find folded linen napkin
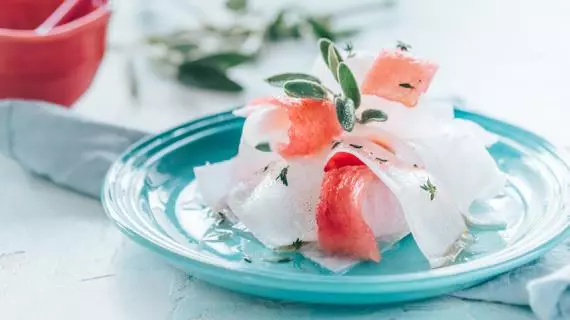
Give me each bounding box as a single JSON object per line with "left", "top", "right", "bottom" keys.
{"left": 0, "top": 99, "right": 568, "bottom": 320}
{"left": 0, "top": 100, "right": 146, "bottom": 197}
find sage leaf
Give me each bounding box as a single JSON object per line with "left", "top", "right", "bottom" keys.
{"left": 226, "top": 0, "right": 247, "bottom": 12}
{"left": 359, "top": 109, "right": 388, "bottom": 123}
{"left": 178, "top": 63, "right": 243, "bottom": 92}
{"left": 191, "top": 52, "right": 252, "bottom": 70}
{"left": 307, "top": 17, "right": 336, "bottom": 41}
{"left": 265, "top": 73, "right": 321, "bottom": 87}
{"left": 267, "top": 10, "right": 301, "bottom": 41}
{"left": 318, "top": 38, "right": 333, "bottom": 65}
{"left": 284, "top": 80, "right": 326, "bottom": 99}
{"left": 335, "top": 96, "right": 356, "bottom": 132}
{"left": 328, "top": 45, "right": 341, "bottom": 81}
{"left": 337, "top": 62, "right": 361, "bottom": 108}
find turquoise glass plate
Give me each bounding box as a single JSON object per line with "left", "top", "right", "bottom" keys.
{"left": 102, "top": 110, "right": 570, "bottom": 304}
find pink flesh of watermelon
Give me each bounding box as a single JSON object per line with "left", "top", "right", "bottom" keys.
{"left": 247, "top": 97, "right": 342, "bottom": 158}
{"left": 361, "top": 50, "right": 438, "bottom": 107}
{"left": 316, "top": 164, "right": 380, "bottom": 262}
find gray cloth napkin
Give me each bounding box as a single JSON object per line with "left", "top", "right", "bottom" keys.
{"left": 0, "top": 100, "right": 146, "bottom": 198}
{"left": 1, "top": 99, "right": 569, "bottom": 319}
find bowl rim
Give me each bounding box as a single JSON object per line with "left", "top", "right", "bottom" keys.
{"left": 0, "top": 3, "right": 111, "bottom": 41}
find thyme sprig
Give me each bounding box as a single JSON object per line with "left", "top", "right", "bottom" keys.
{"left": 420, "top": 178, "right": 437, "bottom": 201}
{"left": 277, "top": 166, "right": 289, "bottom": 186}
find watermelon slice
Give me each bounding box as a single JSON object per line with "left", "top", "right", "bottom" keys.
{"left": 316, "top": 165, "right": 381, "bottom": 262}
{"left": 240, "top": 97, "right": 342, "bottom": 158}
{"left": 279, "top": 98, "right": 341, "bottom": 157}
{"left": 361, "top": 50, "right": 438, "bottom": 107}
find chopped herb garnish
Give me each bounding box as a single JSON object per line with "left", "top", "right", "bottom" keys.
{"left": 277, "top": 166, "right": 289, "bottom": 186}
{"left": 349, "top": 144, "right": 363, "bottom": 149}
{"left": 262, "top": 256, "right": 293, "bottom": 263}
{"left": 399, "top": 82, "right": 415, "bottom": 89}
{"left": 343, "top": 41, "right": 355, "bottom": 58}
{"left": 359, "top": 109, "right": 387, "bottom": 123}
{"left": 396, "top": 41, "right": 412, "bottom": 51}
{"left": 243, "top": 256, "right": 253, "bottom": 263}
{"left": 216, "top": 211, "right": 227, "bottom": 225}
{"left": 420, "top": 178, "right": 437, "bottom": 201}
{"left": 292, "top": 238, "right": 305, "bottom": 250}
{"left": 263, "top": 165, "right": 270, "bottom": 172}
{"left": 331, "top": 141, "right": 342, "bottom": 149}
{"left": 277, "top": 238, "right": 307, "bottom": 251}
{"left": 375, "top": 157, "right": 388, "bottom": 163}
{"left": 413, "top": 164, "right": 419, "bottom": 168}
{"left": 255, "top": 142, "right": 272, "bottom": 152}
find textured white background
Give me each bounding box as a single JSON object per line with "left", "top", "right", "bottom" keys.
{"left": 2, "top": 0, "right": 570, "bottom": 319}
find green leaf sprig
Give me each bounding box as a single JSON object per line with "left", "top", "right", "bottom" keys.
{"left": 265, "top": 38, "right": 388, "bottom": 132}
{"left": 420, "top": 178, "right": 438, "bottom": 201}
{"left": 146, "top": 0, "right": 394, "bottom": 92}
{"left": 277, "top": 166, "right": 289, "bottom": 186}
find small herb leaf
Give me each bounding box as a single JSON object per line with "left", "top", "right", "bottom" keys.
{"left": 283, "top": 80, "right": 327, "bottom": 99}
{"left": 178, "top": 63, "right": 243, "bottom": 92}
{"left": 262, "top": 256, "right": 293, "bottom": 263}
{"left": 255, "top": 142, "right": 271, "bottom": 152}
{"left": 396, "top": 41, "right": 412, "bottom": 51}
{"left": 335, "top": 97, "right": 356, "bottom": 132}
{"left": 349, "top": 144, "right": 362, "bottom": 149}
{"left": 420, "top": 178, "right": 437, "bottom": 201}
{"left": 375, "top": 157, "right": 388, "bottom": 163}
{"left": 277, "top": 166, "right": 289, "bottom": 186}
{"left": 291, "top": 238, "right": 305, "bottom": 250}
{"left": 328, "top": 45, "right": 341, "bottom": 81}
{"left": 318, "top": 38, "right": 333, "bottom": 65}
{"left": 265, "top": 73, "right": 322, "bottom": 87}
{"left": 359, "top": 109, "right": 388, "bottom": 124}
{"left": 331, "top": 141, "right": 341, "bottom": 149}
{"left": 343, "top": 41, "right": 355, "bottom": 58}
{"left": 337, "top": 62, "right": 361, "bottom": 108}
{"left": 399, "top": 82, "right": 415, "bottom": 89}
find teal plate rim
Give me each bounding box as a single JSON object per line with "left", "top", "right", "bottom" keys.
{"left": 102, "top": 109, "right": 570, "bottom": 294}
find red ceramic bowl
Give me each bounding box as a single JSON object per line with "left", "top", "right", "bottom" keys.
{"left": 0, "top": 0, "right": 111, "bottom": 107}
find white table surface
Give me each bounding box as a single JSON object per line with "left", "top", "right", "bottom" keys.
{"left": 2, "top": 0, "right": 570, "bottom": 319}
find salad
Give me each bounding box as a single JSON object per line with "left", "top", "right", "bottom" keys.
{"left": 194, "top": 39, "right": 506, "bottom": 272}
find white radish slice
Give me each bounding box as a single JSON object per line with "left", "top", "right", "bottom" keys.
{"left": 194, "top": 137, "right": 279, "bottom": 210}
{"left": 193, "top": 160, "right": 235, "bottom": 211}
{"left": 241, "top": 105, "right": 290, "bottom": 151}
{"left": 352, "top": 118, "right": 505, "bottom": 215}
{"left": 405, "top": 120, "right": 506, "bottom": 212}
{"left": 360, "top": 176, "right": 410, "bottom": 240}
{"left": 332, "top": 137, "right": 468, "bottom": 267}
{"left": 226, "top": 156, "right": 327, "bottom": 248}
{"left": 357, "top": 96, "right": 451, "bottom": 139}
{"left": 301, "top": 233, "right": 409, "bottom": 274}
